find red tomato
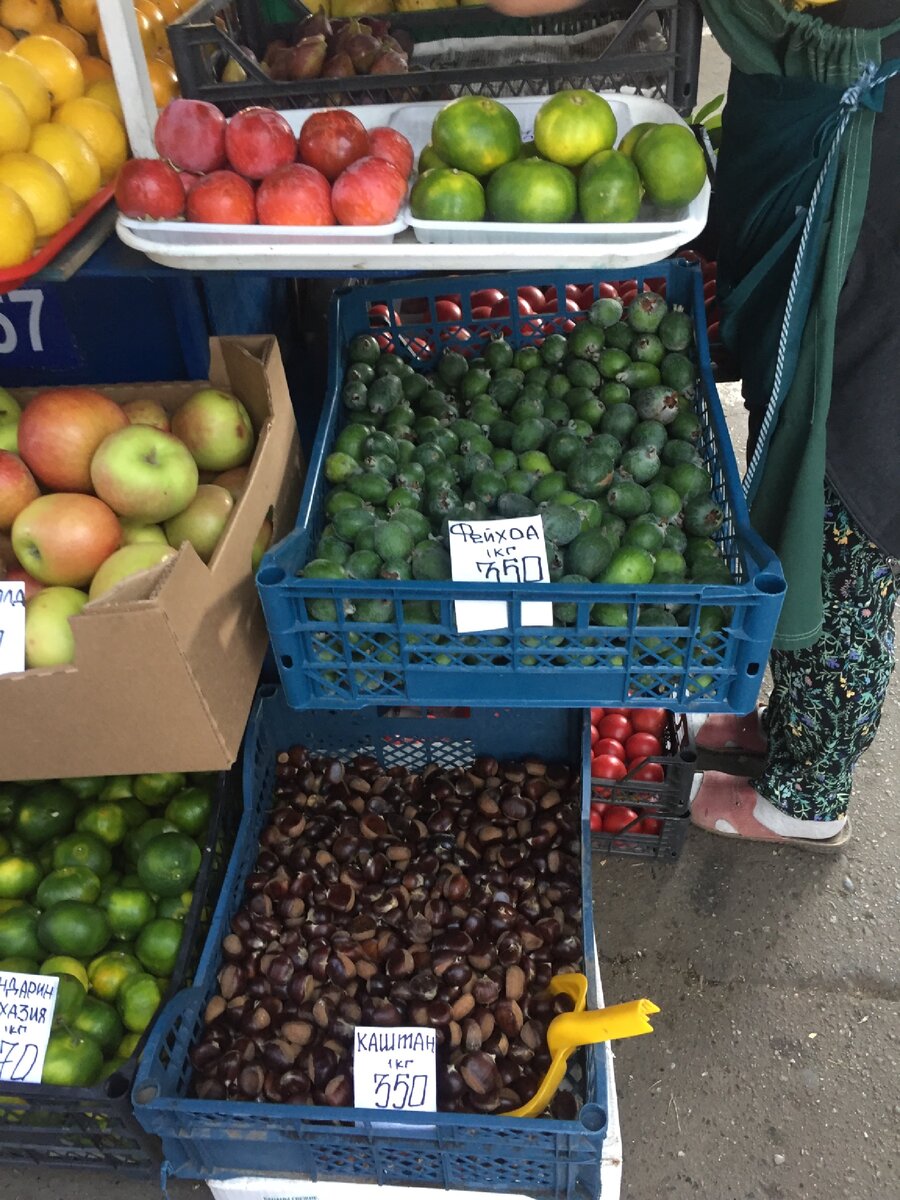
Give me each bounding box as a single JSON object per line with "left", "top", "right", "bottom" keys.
{"left": 631, "top": 708, "right": 667, "bottom": 737}
{"left": 435, "top": 299, "right": 463, "bottom": 322}
{"left": 591, "top": 754, "right": 628, "bottom": 782}
{"left": 628, "top": 761, "right": 665, "bottom": 783}
{"left": 618, "top": 278, "right": 638, "bottom": 295}
{"left": 491, "top": 296, "right": 533, "bottom": 317}
{"left": 590, "top": 724, "right": 600, "bottom": 748}
{"left": 470, "top": 287, "right": 504, "bottom": 309}
{"left": 596, "top": 714, "right": 632, "bottom": 743}
{"left": 597, "top": 282, "right": 619, "bottom": 299}
{"left": 472, "top": 305, "right": 493, "bottom": 320}
{"left": 602, "top": 807, "right": 639, "bottom": 834}
{"left": 620, "top": 290, "right": 637, "bottom": 308}
{"left": 703, "top": 279, "right": 718, "bottom": 301}
{"left": 644, "top": 276, "right": 666, "bottom": 293}
{"left": 677, "top": 249, "right": 701, "bottom": 262}
{"left": 625, "top": 732, "right": 662, "bottom": 761}
{"left": 591, "top": 801, "right": 608, "bottom": 817}
{"left": 594, "top": 738, "right": 626, "bottom": 761}
{"left": 517, "top": 285, "right": 545, "bottom": 311}
{"left": 590, "top": 708, "right": 605, "bottom": 725}
{"left": 707, "top": 321, "right": 720, "bottom": 342}
{"left": 701, "top": 260, "right": 717, "bottom": 281}
{"left": 603, "top": 707, "right": 630, "bottom": 716}
{"left": 589, "top": 809, "right": 603, "bottom": 832}
{"left": 637, "top": 817, "right": 663, "bottom": 835}
{"left": 579, "top": 285, "right": 594, "bottom": 306}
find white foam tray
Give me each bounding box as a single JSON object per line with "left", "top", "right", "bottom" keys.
{"left": 396, "top": 93, "right": 709, "bottom": 246}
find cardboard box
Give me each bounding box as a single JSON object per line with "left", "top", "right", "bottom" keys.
{"left": 0, "top": 337, "right": 303, "bottom": 780}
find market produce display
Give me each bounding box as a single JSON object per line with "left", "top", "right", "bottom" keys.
{"left": 0, "top": 770, "right": 213, "bottom": 1086}
{"left": 0, "top": 382, "right": 267, "bottom": 667}
{"left": 588, "top": 705, "right": 670, "bottom": 833}
{"left": 410, "top": 90, "right": 707, "bottom": 225}
{"left": 189, "top": 742, "right": 585, "bottom": 1114}
{"left": 262, "top": 9, "right": 413, "bottom": 82}
{"left": 118, "top": 98, "right": 414, "bottom": 227}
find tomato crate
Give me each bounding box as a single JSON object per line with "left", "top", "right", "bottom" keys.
{"left": 131, "top": 689, "right": 611, "bottom": 1196}
{"left": 587, "top": 710, "right": 694, "bottom": 861}
{"left": 257, "top": 260, "right": 785, "bottom": 715}
{"left": 168, "top": 0, "right": 701, "bottom": 115}
{"left": 0, "top": 769, "right": 241, "bottom": 1177}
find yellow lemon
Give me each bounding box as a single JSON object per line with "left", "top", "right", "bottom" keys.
{"left": 0, "top": 28, "right": 16, "bottom": 51}
{"left": 0, "top": 151, "right": 70, "bottom": 239}
{"left": 80, "top": 54, "right": 112, "bottom": 85}
{"left": 59, "top": 0, "right": 98, "bottom": 36}
{"left": 0, "top": 181, "right": 36, "bottom": 267}
{"left": 86, "top": 78, "right": 122, "bottom": 121}
{"left": 0, "top": 81, "right": 31, "bottom": 153}
{"left": 0, "top": 52, "right": 51, "bottom": 124}
{"left": 53, "top": 95, "right": 126, "bottom": 183}
{"left": 29, "top": 121, "right": 100, "bottom": 209}
{"left": 12, "top": 34, "right": 84, "bottom": 106}
{"left": 146, "top": 56, "right": 178, "bottom": 108}
{"left": 0, "top": 0, "right": 55, "bottom": 34}
{"left": 32, "top": 21, "right": 88, "bottom": 59}
{"left": 98, "top": 9, "right": 154, "bottom": 61}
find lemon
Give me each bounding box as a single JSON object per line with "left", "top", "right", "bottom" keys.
{"left": 0, "top": 186, "right": 34, "bottom": 266}
{"left": 60, "top": 0, "right": 99, "bottom": 36}
{"left": 54, "top": 96, "right": 126, "bottom": 183}
{"left": 146, "top": 57, "right": 178, "bottom": 109}
{"left": 0, "top": 83, "right": 31, "bottom": 154}
{"left": 86, "top": 79, "right": 122, "bottom": 121}
{"left": 0, "top": 52, "right": 52, "bottom": 125}
{"left": 0, "top": 152, "right": 70, "bottom": 239}
{"left": 32, "top": 21, "right": 89, "bottom": 60}
{"left": 0, "top": 0, "right": 55, "bottom": 34}
{"left": 29, "top": 121, "right": 100, "bottom": 209}
{"left": 80, "top": 55, "right": 112, "bottom": 86}
{"left": 13, "top": 35, "right": 85, "bottom": 107}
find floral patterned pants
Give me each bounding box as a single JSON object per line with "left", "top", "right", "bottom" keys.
{"left": 754, "top": 486, "right": 898, "bottom": 823}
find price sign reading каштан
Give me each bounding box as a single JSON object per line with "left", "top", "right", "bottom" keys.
{"left": 353, "top": 1027, "right": 437, "bottom": 1113}
{"left": 0, "top": 971, "right": 59, "bottom": 1084}
{"left": 448, "top": 515, "right": 553, "bottom": 633}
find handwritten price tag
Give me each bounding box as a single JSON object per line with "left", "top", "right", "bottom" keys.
{"left": 448, "top": 515, "right": 553, "bottom": 633}
{"left": 0, "top": 582, "right": 26, "bottom": 676}
{"left": 353, "top": 1027, "right": 437, "bottom": 1113}
{"left": 0, "top": 971, "right": 59, "bottom": 1084}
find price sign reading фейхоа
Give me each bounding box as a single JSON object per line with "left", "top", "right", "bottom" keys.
{"left": 448, "top": 515, "right": 553, "bottom": 633}
{"left": 0, "top": 581, "right": 26, "bottom": 676}
{"left": 353, "top": 1027, "right": 437, "bottom": 1112}
{"left": 0, "top": 971, "right": 59, "bottom": 1084}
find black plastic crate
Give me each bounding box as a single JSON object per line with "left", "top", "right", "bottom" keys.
{"left": 0, "top": 768, "right": 241, "bottom": 1176}
{"left": 588, "top": 711, "right": 695, "bottom": 861}
{"left": 168, "top": 0, "right": 702, "bottom": 115}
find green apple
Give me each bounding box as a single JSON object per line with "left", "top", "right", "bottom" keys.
{"left": 0, "top": 388, "right": 21, "bottom": 454}
{"left": 164, "top": 484, "right": 234, "bottom": 564}
{"left": 121, "top": 399, "right": 170, "bottom": 432}
{"left": 119, "top": 518, "right": 169, "bottom": 547}
{"left": 25, "top": 586, "right": 88, "bottom": 668}
{"left": 90, "top": 425, "right": 199, "bottom": 523}
{"left": 171, "top": 389, "right": 255, "bottom": 472}
{"left": 251, "top": 517, "right": 273, "bottom": 572}
{"left": 88, "top": 543, "right": 178, "bottom": 601}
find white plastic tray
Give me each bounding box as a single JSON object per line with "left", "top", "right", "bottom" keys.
{"left": 395, "top": 93, "right": 709, "bottom": 246}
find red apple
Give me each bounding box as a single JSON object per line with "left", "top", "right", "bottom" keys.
{"left": 17, "top": 387, "right": 128, "bottom": 493}
{"left": 12, "top": 493, "right": 121, "bottom": 586}
{"left": 297, "top": 109, "right": 369, "bottom": 182}
{"left": 366, "top": 127, "right": 413, "bottom": 181}
{"left": 163, "top": 483, "right": 234, "bottom": 564}
{"left": 0, "top": 451, "right": 40, "bottom": 532}
{"left": 121, "top": 399, "right": 170, "bottom": 432}
{"left": 170, "top": 388, "right": 254, "bottom": 472}
{"left": 225, "top": 107, "right": 296, "bottom": 180}
{"left": 115, "top": 158, "right": 185, "bottom": 220}
{"left": 331, "top": 156, "right": 406, "bottom": 226}
{"left": 5, "top": 565, "right": 43, "bottom": 601}
{"left": 256, "top": 163, "right": 334, "bottom": 226}
{"left": 91, "top": 425, "right": 199, "bottom": 523}
{"left": 186, "top": 171, "right": 256, "bottom": 225}
{"left": 155, "top": 98, "right": 227, "bottom": 173}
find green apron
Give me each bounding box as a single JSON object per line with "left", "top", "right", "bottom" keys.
{"left": 700, "top": 0, "right": 900, "bottom": 649}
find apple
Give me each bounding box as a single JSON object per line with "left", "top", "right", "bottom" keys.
{"left": 17, "top": 387, "right": 128, "bottom": 493}
{"left": 212, "top": 465, "right": 249, "bottom": 501}
{"left": 0, "top": 388, "right": 20, "bottom": 453}
{"left": 186, "top": 171, "right": 256, "bottom": 225}
{"left": 297, "top": 110, "right": 369, "bottom": 182}
{"left": 155, "top": 98, "right": 227, "bottom": 174}
{"left": 332, "top": 156, "right": 406, "bottom": 226}
{"left": 170, "top": 388, "right": 255, "bottom": 472}
{"left": 90, "top": 425, "right": 199, "bottom": 523}
{"left": 164, "top": 484, "right": 234, "bottom": 563}
{"left": 0, "top": 451, "right": 40, "bottom": 531}
{"left": 5, "top": 565, "right": 43, "bottom": 601}
{"left": 251, "top": 517, "right": 273, "bottom": 571}
{"left": 225, "top": 107, "right": 296, "bottom": 180}
{"left": 0, "top": 426, "right": 17, "bottom": 453}
{"left": 256, "top": 163, "right": 334, "bottom": 226}
{"left": 88, "top": 542, "right": 178, "bottom": 601}
{"left": 119, "top": 518, "right": 169, "bottom": 546}
{"left": 115, "top": 158, "right": 185, "bottom": 220}
{"left": 121, "top": 399, "right": 170, "bottom": 432}
{"left": 12, "top": 494, "right": 121, "bottom": 586}
{"left": 367, "top": 127, "right": 414, "bottom": 181}
{"left": 25, "top": 585, "right": 88, "bottom": 668}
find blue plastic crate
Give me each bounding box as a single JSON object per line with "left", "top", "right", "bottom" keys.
{"left": 132, "top": 690, "right": 609, "bottom": 1197}
{"left": 258, "top": 261, "right": 784, "bottom": 714}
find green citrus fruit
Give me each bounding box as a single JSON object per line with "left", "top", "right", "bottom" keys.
{"left": 0, "top": 906, "right": 42, "bottom": 960}
{"left": 156, "top": 890, "right": 192, "bottom": 921}
{"left": 73, "top": 995, "right": 124, "bottom": 1056}
{"left": 103, "top": 887, "right": 156, "bottom": 940}
{"left": 0, "top": 956, "right": 38, "bottom": 972}
{"left": 14, "top": 786, "right": 77, "bottom": 847}
{"left": 133, "top": 773, "right": 187, "bottom": 808}
{"left": 88, "top": 950, "right": 142, "bottom": 1003}
{"left": 36, "top": 866, "right": 102, "bottom": 909}
{"left": 37, "top": 901, "right": 111, "bottom": 959}
{"left": 75, "top": 802, "right": 127, "bottom": 847}
{"left": 135, "top": 917, "right": 182, "bottom": 977}
{"left": 533, "top": 90, "right": 617, "bottom": 167}
{"left": 418, "top": 143, "right": 447, "bottom": 172}
{"left": 432, "top": 96, "right": 521, "bottom": 177}
{"left": 116, "top": 971, "right": 162, "bottom": 1034}
{"left": 52, "top": 832, "right": 113, "bottom": 877}
{"left": 123, "top": 818, "right": 178, "bottom": 865}
{"left": 0, "top": 856, "right": 40, "bottom": 899}
{"left": 61, "top": 776, "right": 104, "bottom": 802}
{"left": 633, "top": 123, "right": 707, "bottom": 208}
{"left": 410, "top": 168, "right": 485, "bottom": 222}
{"left": 42, "top": 1030, "right": 103, "bottom": 1087}
{"left": 50, "top": 973, "right": 86, "bottom": 1027}
{"left": 117, "top": 1031, "right": 140, "bottom": 1059}
{"left": 618, "top": 121, "right": 657, "bottom": 156}
{"left": 163, "top": 788, "right": 212, "bottom": 839}
{"left": 486, "top": 158, "right": 577, "bottom": 223}
{"left": 578, "top": 149, "right": 642, "bottom": 222}
{"left": 118, "top": 798, "right": 151, "bottom": 830}
{"left": 136, "top": 832, "right": 201, "bottom": 898}
{"left": 0, "top": 785, "right": 21, "bottom": 827}
{"left": 40, "top": 955, "right": 89, "bottom": 989}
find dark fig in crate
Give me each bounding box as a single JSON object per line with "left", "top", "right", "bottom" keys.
{"left": 294, "top": 7, "right": 332, "bottom": 41}
{"left": 345, "top": 30, "right": 383, "bottom": 74}
{"left": 287, "top": 35, "right": 328, "bottom": 81}
{"left": 321, "top": 52, "right": 354, "bottom": 79}
{"left": 370, "top": 48, "right": 409, "bottom": 76}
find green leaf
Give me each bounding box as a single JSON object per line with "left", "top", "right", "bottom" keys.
{"left": 692, "top": 93, "right": 725, "bottom": 126}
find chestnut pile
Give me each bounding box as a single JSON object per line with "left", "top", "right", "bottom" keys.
{"left": 264, "top": 11, "right": 413, "bottom": 83}
{"left": 189, "top": 747, "right": 585, "bottom": 1116}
